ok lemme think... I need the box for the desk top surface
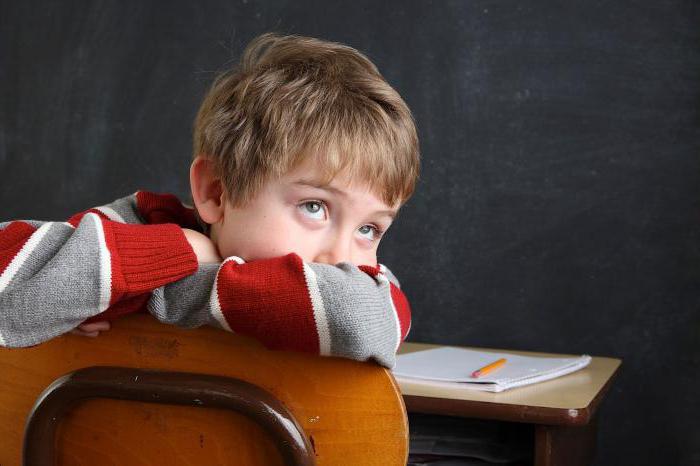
[396,342,621,425]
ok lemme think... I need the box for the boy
[0,33,419,368]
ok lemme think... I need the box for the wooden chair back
[0,314,408,465]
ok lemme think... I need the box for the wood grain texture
[0,314,408,465]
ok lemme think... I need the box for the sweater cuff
[102,221,199,294]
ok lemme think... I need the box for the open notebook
[392,347,591,393]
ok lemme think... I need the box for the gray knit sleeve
[306,262,401,368]
[0,216,111,347]
[144,255,407,368]
[0,193,198,347]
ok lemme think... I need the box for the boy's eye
[299,201,326,220]
[358,224,383,242]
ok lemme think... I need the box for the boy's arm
[0,209,410,366]
[0,214,198,347]
[146,254,411,368]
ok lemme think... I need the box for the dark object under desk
[397,342,621,466]
[407,414,533,465]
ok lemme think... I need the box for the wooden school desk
[397,343,622,466]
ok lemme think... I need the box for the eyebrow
[292,180,398,220]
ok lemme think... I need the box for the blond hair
[193,32,420,208]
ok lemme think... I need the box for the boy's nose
[314,238,352,265]
[314,249,351,265]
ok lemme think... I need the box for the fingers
[70,321,111,337]
[77,321,111,333]
[70,329,99,337]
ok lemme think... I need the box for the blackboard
[1,1,698,465]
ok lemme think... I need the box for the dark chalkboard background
[1,1,698,465]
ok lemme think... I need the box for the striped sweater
[0,191,411,367]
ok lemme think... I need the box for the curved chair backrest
[24,367,315,466]
[0,314,408,466]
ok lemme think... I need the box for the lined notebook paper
[392,347,591,393]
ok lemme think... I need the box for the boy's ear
[190,155,225,225]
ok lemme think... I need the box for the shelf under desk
[396,342,622,466]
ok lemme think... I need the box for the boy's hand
[70,321,111,337]
[182,228,223,263]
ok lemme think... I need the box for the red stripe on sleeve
[136,191,201,230]
[66,208,111,228]
[100,220,198,296]
[358,265,382,278]
[390,283,412,342]
[215,253,320,353]
[0,221,37,276]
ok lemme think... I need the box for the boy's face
[211,158,399,267]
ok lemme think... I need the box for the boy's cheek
[357,251,379,268]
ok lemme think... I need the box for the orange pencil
[471,358,507,378]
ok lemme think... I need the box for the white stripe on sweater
[376,272,402,352]
[303,263,331,356]
[0,222,53,294]
[89,213,112,313]
[209,256,245,332]
[94,206,125,223]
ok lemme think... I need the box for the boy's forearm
[146,253,411,368]
[0,213,198,347]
